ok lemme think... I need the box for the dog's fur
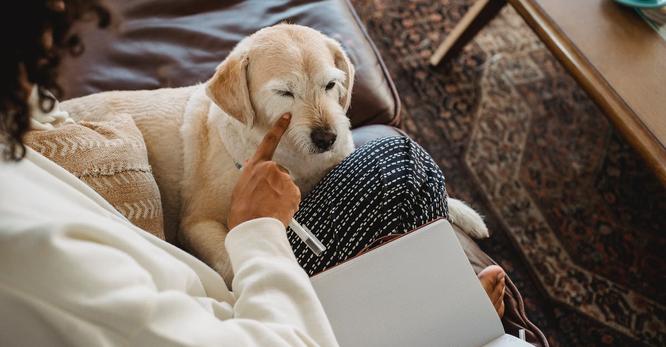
[61,24,488,284]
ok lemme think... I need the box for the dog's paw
[447,198,489,239]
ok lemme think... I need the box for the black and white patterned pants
[288,136,449,276]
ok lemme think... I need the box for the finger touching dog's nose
[251,113,291,163]
[311,128,337,151]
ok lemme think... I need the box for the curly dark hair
[0,0,109,161]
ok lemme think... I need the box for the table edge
[508,0,666,185]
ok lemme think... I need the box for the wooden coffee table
[431,0,666,184]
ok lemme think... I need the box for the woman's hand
[227,113,301,230]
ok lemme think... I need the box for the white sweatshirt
[0,147,339,346]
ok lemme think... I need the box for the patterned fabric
[289,137,448,275]
[24,114,165,239]
[350,1,666,346]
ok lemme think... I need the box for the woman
[0,1,505,346]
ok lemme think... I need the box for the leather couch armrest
[351,124,406,147]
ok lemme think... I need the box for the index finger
[250,113,291,163]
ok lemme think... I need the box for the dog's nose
[310,128,337,152]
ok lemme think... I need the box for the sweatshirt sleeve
[0,217,339,347]
[224,218,338,346]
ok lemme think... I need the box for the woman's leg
[288,136,449,275]
[288,135,506,317]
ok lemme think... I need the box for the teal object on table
[613,0,666,9]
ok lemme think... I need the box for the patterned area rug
[350,1,666,346]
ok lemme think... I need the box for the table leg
[430,0,507,66]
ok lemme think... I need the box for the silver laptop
[310,219,531,347]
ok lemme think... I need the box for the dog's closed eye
[275,89,294,98]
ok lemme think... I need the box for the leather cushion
[59,0,400,127]
[351,124,405,147]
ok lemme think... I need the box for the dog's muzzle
[310,127,337,152]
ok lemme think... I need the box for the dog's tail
[447,198,489,239]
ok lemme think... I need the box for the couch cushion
[24,114,165,239]
[59,0,400,127]
[351,124,406,147]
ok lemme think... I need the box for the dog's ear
[206,51,255,126]
[326,38,355,113]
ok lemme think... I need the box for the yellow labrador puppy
[62,24,488,284]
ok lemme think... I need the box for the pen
[289,218,326,256]
[232,161,325,255]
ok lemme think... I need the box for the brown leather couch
[59,1,547,345]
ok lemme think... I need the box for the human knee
[366,137,446,200]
